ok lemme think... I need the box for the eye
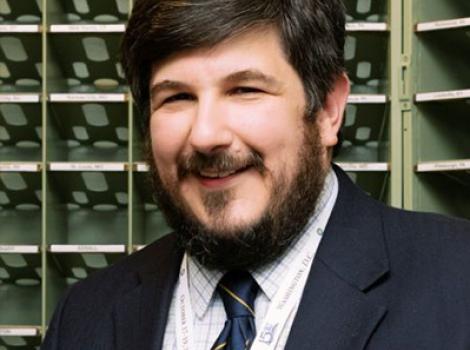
[163,93,195,104]
[230,86,263,95]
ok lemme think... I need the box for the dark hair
[121,0,346,155]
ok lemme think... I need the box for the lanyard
[175,177,337,350]
[175,254,194,350]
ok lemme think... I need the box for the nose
[188,98,233,154]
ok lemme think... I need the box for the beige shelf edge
[49,244,127,253]
[416,17,470,32]
[49,24,125,33]
[0,245,40,254]
[48,162,127,172]
[416,159,470,172]
[0,162,42,172]
[336,162,390,172]
[346,22,388,32]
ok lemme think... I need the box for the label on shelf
[0,245,40,254]
[0,327,39,337]
[49,93,127,102]
[346,22,388,32]
[0,94,40,103]
[48,162,127,172]
[416,160,470,172]
[0,162,41,172]
[416,17,470,32]
[49,24,126,33]
[0,25,40,33]
[348,94,387,104]
[49,244,126,253]
[336,162,390,172]
[415,89,470,102]
[134,162,150,172]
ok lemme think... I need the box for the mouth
[195,165,252,188]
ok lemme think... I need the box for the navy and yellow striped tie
[211,271,259,350]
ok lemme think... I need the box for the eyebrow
[150,80,191,101]
[224,69,282,89]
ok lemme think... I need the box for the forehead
[149,26,297,85]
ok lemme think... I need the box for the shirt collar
[187,168,338,318]
[187,256,223,319]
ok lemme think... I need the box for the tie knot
[217,271,259,318]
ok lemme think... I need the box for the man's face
[148,27,347,269]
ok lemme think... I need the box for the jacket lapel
[113,235,183,350]
[285,166,389,349]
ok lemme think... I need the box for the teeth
[199,169,238,178]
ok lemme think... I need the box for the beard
[145,121,329,271]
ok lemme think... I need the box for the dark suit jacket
[41,167,470,349]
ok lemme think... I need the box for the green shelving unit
[404,0,470,219]
[0,167,42,348]
[339,0,398,205]
[0,102,42,162]
[0,0,468,348]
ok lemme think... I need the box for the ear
[316,73,350,148]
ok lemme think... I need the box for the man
[42,1,470,349]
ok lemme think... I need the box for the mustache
[177,150,265,178]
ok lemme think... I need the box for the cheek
[231,102,304,166]
[149,114,189,168]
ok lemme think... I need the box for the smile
[199,168,240,178]
[196,166,252,188]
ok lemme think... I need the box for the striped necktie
[211,271,259,350]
